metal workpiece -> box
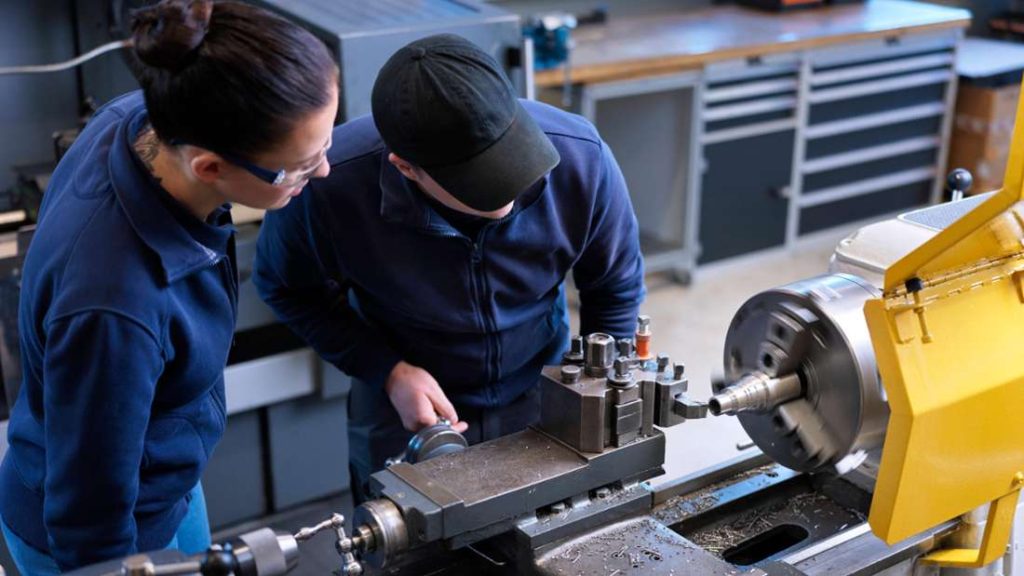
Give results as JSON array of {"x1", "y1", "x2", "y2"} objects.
[
  {"x1": 584, "y1": 332, "x2": 616, "y2": 376},
  {"x1": 709, "y1": 372, "x2": 803, "y2": 416},
  {"x1": 721, "y1": 274, "x2": 889, "y2": 474}
]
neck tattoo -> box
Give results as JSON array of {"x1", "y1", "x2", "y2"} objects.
[{"x1": 133, "y1": 125, "x2": 163, "y2": 186}]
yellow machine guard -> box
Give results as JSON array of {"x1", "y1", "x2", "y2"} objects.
[{"x1": 864, "y1": 76, "x2": 1024, "y2": 568}]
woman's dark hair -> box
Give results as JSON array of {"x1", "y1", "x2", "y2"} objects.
[{"x1": 131, "y1": 0, "x2": 337, "y2": 158}]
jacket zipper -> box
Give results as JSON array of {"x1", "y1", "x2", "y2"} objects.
[
  {"x1": 467, "y1": 238, "x2": 493, "y2": 388},
  {"x1": 425, "y1": 220, "x2": 506, "y2": 399},
  {"x1": 471, "y1": 229, "x2": 502, "y2": 399}
]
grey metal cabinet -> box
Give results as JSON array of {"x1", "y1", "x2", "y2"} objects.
[
  {"x1": 697, "y1": 55, "x2": 802, "y2": 264},
  {"x1": 252, "y1": 0, "x2": 526, "y2": 121},
  {"x1": 202, "y1": 411, "x2": 268, "y2": 529},
  {"x1": 578, "y1": 72, "x2": 703, "y2": 280},
  {"x1": 693, "y1": 30, "x2": 960, "y2": 267},
  {"x1": 266, "y1": 375, "x2": 351, "y2": 511},
  {"x1": 699, "y1": 130, "x2": 796, "y2": 263},
  {"x1": 203, "y1": 354, "x2": 353, "y2": 530},
  {"x1": 537, "y1": 29, "x2": 960, "y2": 278},
  {"x1": 790, "y1": 32, "x2": 959, "y2": 239}
]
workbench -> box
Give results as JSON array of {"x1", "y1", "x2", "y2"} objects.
[{"x1": 534, "y1": 0, "x2": 970, "y2": 279}]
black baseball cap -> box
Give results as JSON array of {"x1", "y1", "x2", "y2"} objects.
[{"x1": 371, "y1": 34, "x2": 560, "y2": 212}]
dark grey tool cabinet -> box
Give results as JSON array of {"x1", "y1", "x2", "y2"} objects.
[
  {"x1": 562, "y1": 28, "x2": 960, "y2": 275},
  {"x1": 698, "y1": 55, "x2": 801, "y2": 264},
  {"x1": 794, "y1": 34, "x2": 957, "y2": 238},
  {"x1": 578, "y1": 72, "x2": 702, "y2": 282},
  {"x1": 699, "y1": 131, "x2": 796, "y2": 263}
]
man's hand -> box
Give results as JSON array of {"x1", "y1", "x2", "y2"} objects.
[{"x1": 385, "y1": 361, "x2": 469, "y2": 433}]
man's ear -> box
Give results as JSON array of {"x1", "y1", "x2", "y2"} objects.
[
  {"x1": 191, "y1": 152, "x2": 225, "y2": 185},
  {"x1": 388, "y1": 153, "x2": 421, "y2": 182}
]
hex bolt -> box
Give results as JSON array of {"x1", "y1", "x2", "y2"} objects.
[
  {"x1": 636, "y1": 315, "x2": 651, "y2": 335},
  {"x1": 617, "y1": 338, "x2": 634, "y2": 358},
  {"x1": 673, "y1": 363, "x2": 686, "y2": 380},
  {"x1": 608, "y1": 357, "x2": 635, "y2": 388},
  {"x1": 657, "y1": 354, "x2": 670, "y2": 373},
  {"x1": 563, "y1": 335, "x2": 585, "y2": 365},
  {"x1": 595, "y1": 487, "x2": 611, "y2": 499},
  {"x1": 585, "y1": 333, "x2": 616, "y2": 377},
  {"x1": 615, "y1": 357, "x2": 630, "y2": 378}
]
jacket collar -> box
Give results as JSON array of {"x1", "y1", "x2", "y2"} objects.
[{"x1": 109, "y1": 105, "x2": 230, "y2": 284}]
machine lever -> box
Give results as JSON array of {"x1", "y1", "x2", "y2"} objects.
[{"x1": 947, "y1": 168, "x2": 973, "y2": 202}]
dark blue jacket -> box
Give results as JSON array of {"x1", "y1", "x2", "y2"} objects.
[
  {"x1": 254, "y1": 100, "x2": 644, "y2": 407},
  {"x1": 0, "y1": 92, "x2": 236, "y2": 570}
]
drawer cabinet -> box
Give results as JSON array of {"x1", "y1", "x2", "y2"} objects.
[
  {"x1": 791, "y1": 32, "x2": 958, "y2": 238},
  {"x1": 543, "y1": 29, "x2": 961, "y2": 277},
  {"x1": 699, "y1": 130, "x2": 795, "y2": 263}
]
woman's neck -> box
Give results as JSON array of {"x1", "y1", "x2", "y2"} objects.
[{"x1": 133, "y1": 127, "x2": 226, "y2": 221}]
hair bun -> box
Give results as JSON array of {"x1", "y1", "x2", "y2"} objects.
[{"x1": 132, "y1": 0, "x2": 213, "y2": 71}]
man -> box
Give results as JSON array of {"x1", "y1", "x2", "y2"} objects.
[{"x1": 254, "y1": 34, "x2": 644, "y2": 500}]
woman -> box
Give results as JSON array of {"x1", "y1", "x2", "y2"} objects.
[{"x1": 0, "y1": 0, "x2": 338, "y2": 572}]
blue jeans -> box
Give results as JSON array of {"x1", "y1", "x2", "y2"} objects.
[{"x1": 0, "y1": 483, "x2": 210, "y2": 576}]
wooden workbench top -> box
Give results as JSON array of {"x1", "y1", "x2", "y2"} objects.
[{"x1": 534, "y1": 0, "x2": 971, "y2": 87}]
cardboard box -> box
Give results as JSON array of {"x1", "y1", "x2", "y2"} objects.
[{"x1": 948, "y1": 83, "x2": 1020, "y2": 194}]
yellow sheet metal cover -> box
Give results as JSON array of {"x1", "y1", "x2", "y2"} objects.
[{"x1": 865, "y1": 76, "x2": 1024, "y2": 546}]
